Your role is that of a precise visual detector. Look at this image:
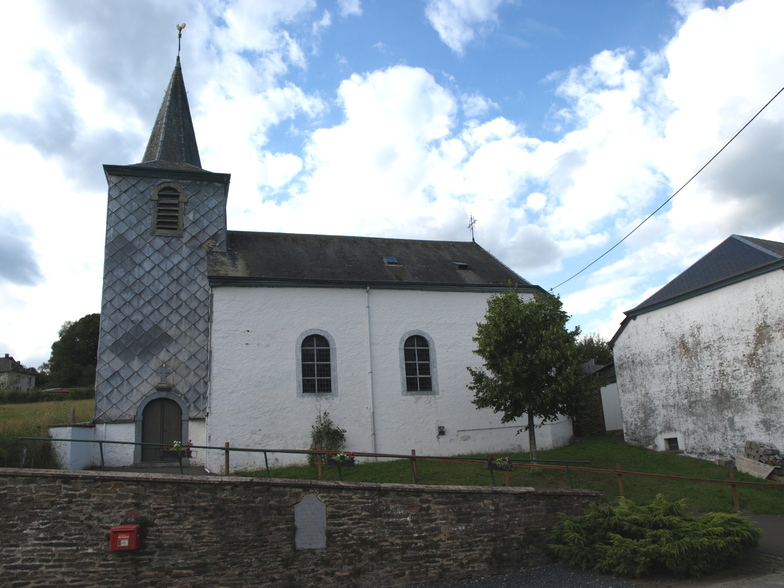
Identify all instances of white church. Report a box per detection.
[52,56,573,472]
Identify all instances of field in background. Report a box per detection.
[0,398,94,468]
[0,398,94,430]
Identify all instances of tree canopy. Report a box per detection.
[47,313,100,387]
[577,332,613,366]
[468,287,589,459]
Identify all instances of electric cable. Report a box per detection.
[549,85,784,292]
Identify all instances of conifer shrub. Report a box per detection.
[547,494,761,578]
[308,411,346,466]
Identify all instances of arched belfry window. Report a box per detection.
[297,330,337,396]
[151,183,187,235]
[400,331,438,395]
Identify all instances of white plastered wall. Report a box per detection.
[614,270,784,458]
[206,286,573,472]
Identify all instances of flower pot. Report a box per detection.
[485,462,512,471]
[326,458,355,467]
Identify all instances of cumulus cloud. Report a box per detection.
[425,0,509,55]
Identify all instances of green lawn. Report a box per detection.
[238,437,784,515]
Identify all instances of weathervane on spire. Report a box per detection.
[468,214,477,242]
[177,23,186,57]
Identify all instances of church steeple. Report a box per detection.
[141,56,202,169]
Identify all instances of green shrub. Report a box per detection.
[308,411,346,466]
[0,424,60,469]
[548,494,761,578]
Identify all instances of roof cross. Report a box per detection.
[468,214,477,242]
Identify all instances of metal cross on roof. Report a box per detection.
[468,214,477,242]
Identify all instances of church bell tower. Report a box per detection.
[94,54,230,462]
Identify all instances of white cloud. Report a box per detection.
[425,0,509,55]
[337,0,362,17]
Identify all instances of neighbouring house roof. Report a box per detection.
[0,354,35,375]
[208,231,541,292]
[611,234,784,346]
[139,57,202,170]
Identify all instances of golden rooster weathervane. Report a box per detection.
[177,23,186,56]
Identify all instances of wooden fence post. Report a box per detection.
[224,442,230,475]
[616,463,625,497]
[317,445,323,480]
[411,449,418,478]
[729,470,740,510]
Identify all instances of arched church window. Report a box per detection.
[299,333,335,395]
[401,332,438,394]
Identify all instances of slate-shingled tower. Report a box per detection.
[94,57,230,462]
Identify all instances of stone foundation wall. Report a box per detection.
[0,468,597,587]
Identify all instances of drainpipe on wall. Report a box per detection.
[366,285,378,456]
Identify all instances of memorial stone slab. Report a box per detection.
[294,494,326,549]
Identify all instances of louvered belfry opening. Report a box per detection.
[141,398,183,462]
[153,185,184,234]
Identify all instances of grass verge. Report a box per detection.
[237,437,784,515]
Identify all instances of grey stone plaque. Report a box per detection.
[294,494,326,549]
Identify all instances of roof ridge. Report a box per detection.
[732,234,784,259]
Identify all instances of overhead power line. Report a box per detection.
[549,84,784,292]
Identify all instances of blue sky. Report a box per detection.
[3,0,784,368]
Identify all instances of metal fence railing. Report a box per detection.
[18,436,588,486]
[16,436,784,509]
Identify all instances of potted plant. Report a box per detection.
[161,440,194,459]
[485,455,513,471]
[325,451,356,467]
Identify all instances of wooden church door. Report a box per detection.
[141,398,182,462]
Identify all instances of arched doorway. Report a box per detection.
[141,398,183,462]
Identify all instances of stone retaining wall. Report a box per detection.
[0,468,598,587]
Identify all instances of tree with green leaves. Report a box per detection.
[577,332,613,366]
[47,313,100,387]
[468,286,589,460]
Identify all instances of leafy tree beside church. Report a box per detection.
[468,287,589,459]
[47,313,100,387]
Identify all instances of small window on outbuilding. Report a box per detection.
[151,184,187,235]
[452,261,469,270]
[383,256,400,266]
[665,437,680,451]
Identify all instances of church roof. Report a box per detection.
[208,231,538,291]
[611,234,784,345]
[140,57,202,170]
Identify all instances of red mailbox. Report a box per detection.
[110,525,142,551]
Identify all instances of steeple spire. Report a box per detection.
[141,53,202,169]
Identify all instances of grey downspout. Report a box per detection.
[366,285,378,455]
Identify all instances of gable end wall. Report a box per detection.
[614,270,784,457]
